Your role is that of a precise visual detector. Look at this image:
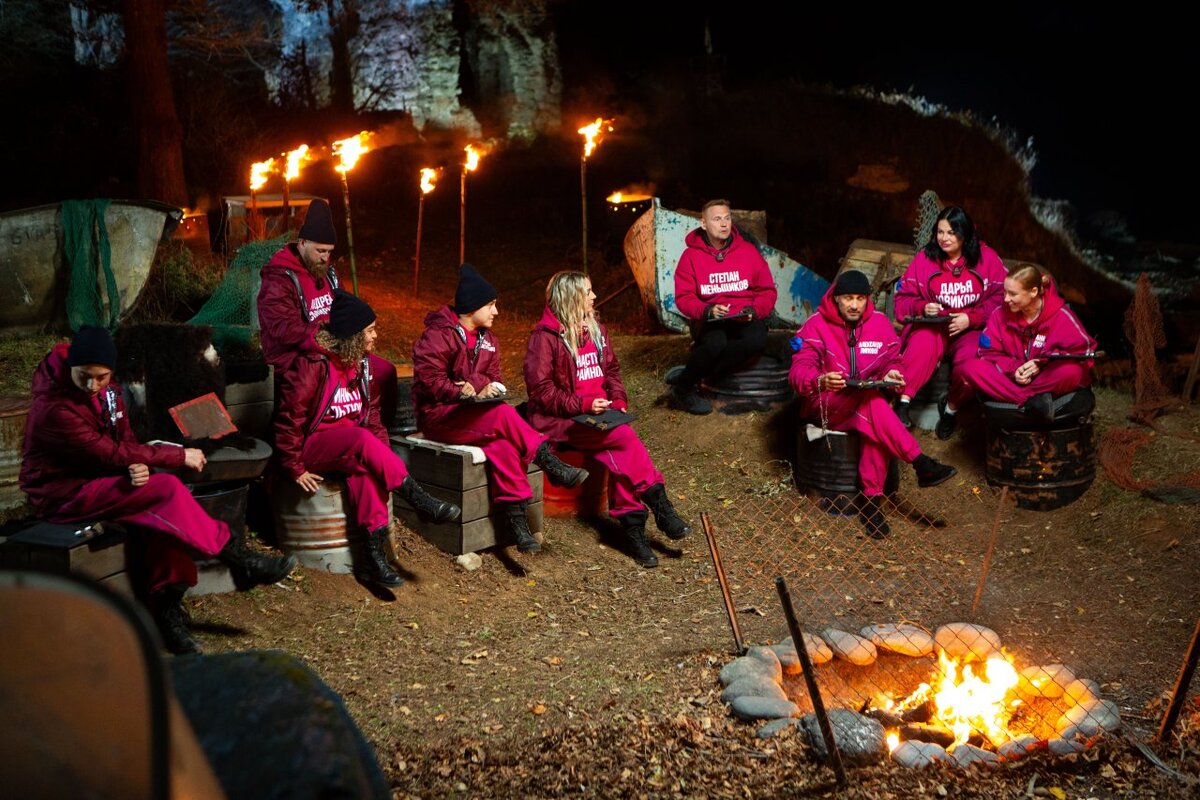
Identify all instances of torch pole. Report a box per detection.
[459,169,467,265]
[580,155,589,274]
[249,189,259,241]
[282,179,291,236]
[340,173,359,295]
[414,193,425,296]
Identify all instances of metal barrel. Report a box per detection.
[190,481,250,535]
[794,427,899,512]
[0,397,30,511]
[271,478,356,574]
[542,449,608,518]
[703,355,793,403]
[985,423,1096,511]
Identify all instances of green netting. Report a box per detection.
[189,234,289,352]
[62,199,119,332]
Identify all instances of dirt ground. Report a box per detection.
[153,239,1199,799]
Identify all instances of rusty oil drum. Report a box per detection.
[985,422,1095,511]
[541,448,608,518]
[794,427,899,512]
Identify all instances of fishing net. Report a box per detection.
[61,199,119,332]
[188,234,288,354]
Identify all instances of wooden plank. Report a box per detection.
[99,571,134,598]
[395,501,544,555]
[227,400,274,440]
[25,534,127,580]
[394,477,544,523]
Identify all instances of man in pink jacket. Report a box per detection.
[20,327,295,654]
[670,199,778,414]
[789,272,957,538]
[257,199,398,427]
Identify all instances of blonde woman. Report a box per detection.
[524,271,690,567]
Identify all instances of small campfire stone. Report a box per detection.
[1047,737,1087,756]
[821,629,878,666]
[719,655,779,687]
[860,623,935,657]
[1017,664,1077,700]
[730,695,799,722]
[746,646,784,678]
[756,718,799,739]
[933,623,1002,661]
[720,676,789,705]
[800,709,887,766]
[1063,678,1101,707]
[454,553,483,571]
[783,634,834,665]
[997,734,1041,761]
[891,740,950,769]
[769,643,802,675]
[1057,698,1121,739]
[951,743,1001,770]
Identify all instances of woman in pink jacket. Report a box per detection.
[789,272,957,538]
[275,291,459,591]
[412,264,589,555]
[524,271,690,568]
[959,264,1096,420]
[893,206,1008,438]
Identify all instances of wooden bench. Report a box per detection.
[390,434,544,555]
[0,521,132,597]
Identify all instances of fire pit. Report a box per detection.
[718,621,1121,769]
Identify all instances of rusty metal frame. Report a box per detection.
[701,512,745,655]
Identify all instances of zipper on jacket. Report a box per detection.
[848,327,858,379]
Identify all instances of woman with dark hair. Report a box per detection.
[524,271,691,568]
[959,264,1096,419]
[894,205,1008,438]
[275,291,460,591]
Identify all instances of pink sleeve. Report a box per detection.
[893,254,931,320]
[978,311,1022,375]
[673,252,708,320]
[788,327,823,396]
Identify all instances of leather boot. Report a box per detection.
[398,476,461,523]
[642,483,691,540]
[218,534,297,590]
[354,525,404,588]
[498,500,540,553]
[858,495,890,539]
[534,442,589,488]
[617,510,657,567]
[151,583,200,655]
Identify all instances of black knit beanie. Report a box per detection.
[299,198,337,245]
[67,326,117,368]
[832,270,871,296]
[327,290,376,338]
[453,263,498,314]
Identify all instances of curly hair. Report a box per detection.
[315,326,367,370]
[546,271,602,359]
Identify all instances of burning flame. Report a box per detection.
[932,651,1020,749]
[249,159,275,192]
[886,731,900,753]
[420,168,439,194]
[464,144,484,172]
[607,183,655,204]
[333,132,370,174]
[578,117,614,159]
[284,144,311,182]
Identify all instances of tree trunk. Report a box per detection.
[325,0,359,114]
[122,0,187,207]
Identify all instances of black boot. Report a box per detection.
[934,397,958,440]
[499,500,540,553]
[670,385,713,415]
[913,454,958,488]
[534,442,589,489]
[858,495,890,539]
[151,583,200,655]
[895,399,913,429]
[398,476,461,523]
[354,525,404,588]
[218,534,297,590]
[1023,392,1056,422]
[642,483,691,540]
[617,510,657,567]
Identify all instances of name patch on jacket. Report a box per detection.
[930,274,984,309]
[327,386,362,420]
[309,291,334,321]
[701,271,749,296]
[857,340,884,355]
[575,350,604,382]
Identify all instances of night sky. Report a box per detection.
[555,2,1193,242]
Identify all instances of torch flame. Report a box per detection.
[578,117,614,159]
[420,168,439,194]
[249,159,276,192]
[464,144,483,172]
[284,144,311,182]
[334,132,370,174]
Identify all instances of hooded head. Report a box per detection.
[67,326,117,396]
[829,270,872,326]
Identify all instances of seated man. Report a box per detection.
[670,199,778,415]
[789,271,957,538]
[257,198,398,427]
[19,327,295,654]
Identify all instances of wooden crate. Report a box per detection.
[226,364,274,439]
[391,435,544,555]
[0,522,127,584]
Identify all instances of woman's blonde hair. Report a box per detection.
[1008,263,1051,294]
[546,271,602,359]
[315,327,367,371]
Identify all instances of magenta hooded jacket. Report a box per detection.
[411,305,503,430]
[524,306,629,439]
[893,242,1008,332]
[788,286,902,416]
[257,243,342,375]
[977,282,1097,380]
[673,226,777,321]
[20,343,186,512]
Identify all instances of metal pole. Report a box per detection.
[414,193,425,296]
[701,512,744,655]
[580,155,588,273]
[282,179,291,236]
[459,168,467,265]
[775,576,847,787]
[1158,617,1200,741]
[972,485,1009,616]
[340,173,358,295]
[249,189,258,241]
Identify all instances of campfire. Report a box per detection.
[606,183,655,214]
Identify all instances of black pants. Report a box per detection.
[678,318,769,389]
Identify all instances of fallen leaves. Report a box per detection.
[460,649,489,665]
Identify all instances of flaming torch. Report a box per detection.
[249,158,275,240]
[577,117,614,273]
[460,144,484,264]
[333,132,370,294]
[282,144,311,233]
[414,167,439,295]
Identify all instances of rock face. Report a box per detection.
[799,709,887,766]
